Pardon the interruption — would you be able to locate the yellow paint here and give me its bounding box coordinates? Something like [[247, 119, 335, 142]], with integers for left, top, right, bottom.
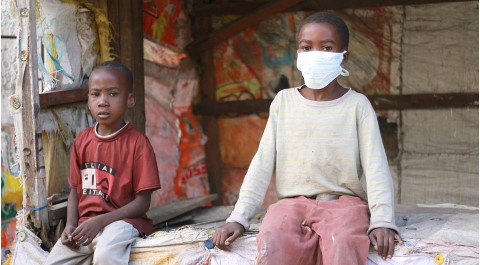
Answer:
[[434, 254, 445, 265], [45, 34, 59, 79]]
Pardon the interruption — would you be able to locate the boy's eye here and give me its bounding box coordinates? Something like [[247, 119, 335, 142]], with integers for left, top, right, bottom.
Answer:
[[300, 46, 311, 51], [109, 92, 118, 97], [322, 46, 333, 51], [89, 92, 99, 97]]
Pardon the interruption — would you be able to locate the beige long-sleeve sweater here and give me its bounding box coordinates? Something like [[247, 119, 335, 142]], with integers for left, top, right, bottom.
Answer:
[[226, 87, 398, 234]]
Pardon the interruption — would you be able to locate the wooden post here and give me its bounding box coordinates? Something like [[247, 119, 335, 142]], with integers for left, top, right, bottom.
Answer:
[[189, 0, 306, 53], [107, 0, 145, 132], [16, 0, 50, 247], [197, 14, 224, 205]]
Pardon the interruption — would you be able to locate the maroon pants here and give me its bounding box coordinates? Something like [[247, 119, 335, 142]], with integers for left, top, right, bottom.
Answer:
[[256, 195, 370, 265]]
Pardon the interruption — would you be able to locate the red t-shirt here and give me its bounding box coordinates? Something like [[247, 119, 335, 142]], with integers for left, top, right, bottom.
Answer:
[[69, 123, 161, 236]]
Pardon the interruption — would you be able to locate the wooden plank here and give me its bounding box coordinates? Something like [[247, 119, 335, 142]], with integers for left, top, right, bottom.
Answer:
[[17, 0, 50, 248], [39, 87, 88, 108], [47, 195, 219, 227], [192, 2, 260, 16], [188, 0, 305, 53], [195, 99, 272, 116], [193, 93, 479, 116], [147, 194, 218, 225], [48, 201, 68, 227], [107, 0, 145, 132], [192, 0, 476, 16], [197, 14, 224, 206], [369, 93, 479, 110]]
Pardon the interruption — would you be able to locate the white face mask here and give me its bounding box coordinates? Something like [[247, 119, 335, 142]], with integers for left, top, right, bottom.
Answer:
[[296, 51, 349, 89]]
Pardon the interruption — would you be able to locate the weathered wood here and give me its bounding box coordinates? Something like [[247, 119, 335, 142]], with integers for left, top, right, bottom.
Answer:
[[39, 87, 88, 108], [147, 194, 218, 225], [197, 15, 224, 206], [107, 0, 145, 132], [47, 194, 219, 228], [194, 99, 272, 116], [192, 0, 477, 16], [188, 0, 306, 53], [193, 93, 479, 116], [48, 201, 68, 227], [18, 0, 50, 248], [192, 2, 260, 16], [369, 93, 479, 110]]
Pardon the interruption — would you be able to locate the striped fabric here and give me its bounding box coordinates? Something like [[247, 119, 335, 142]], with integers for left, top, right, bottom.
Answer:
[[226, 87, 398, 234]]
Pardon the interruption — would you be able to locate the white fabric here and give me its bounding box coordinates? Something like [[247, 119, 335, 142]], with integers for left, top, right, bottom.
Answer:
[[129, 208, 478, 265], [296, 51, 349, 89], [177, 235, 257, 265], [9, 225, 49, 265], [131, 227, 210, 250], [367, 253, 448, 265]]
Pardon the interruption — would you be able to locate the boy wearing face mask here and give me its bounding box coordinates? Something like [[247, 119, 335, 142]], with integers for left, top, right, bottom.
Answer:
[[213, 12, 402, 265]]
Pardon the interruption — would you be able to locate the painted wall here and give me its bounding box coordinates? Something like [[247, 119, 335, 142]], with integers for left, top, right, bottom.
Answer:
[[1, 3, 21, 259]]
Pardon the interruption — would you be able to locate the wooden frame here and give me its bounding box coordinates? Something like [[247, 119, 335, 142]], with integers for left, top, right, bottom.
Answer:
[[192, 0, 475, 16], [194, 93, 479, 116], [39, 87, 88, 108]]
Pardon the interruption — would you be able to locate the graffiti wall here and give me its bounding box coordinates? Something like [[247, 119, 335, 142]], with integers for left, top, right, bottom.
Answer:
[[1, 3, 21, 259]]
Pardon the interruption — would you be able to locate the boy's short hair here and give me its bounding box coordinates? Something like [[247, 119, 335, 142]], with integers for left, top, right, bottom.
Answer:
[[92, 60, 133, 92], [300, 12, 350, 50]]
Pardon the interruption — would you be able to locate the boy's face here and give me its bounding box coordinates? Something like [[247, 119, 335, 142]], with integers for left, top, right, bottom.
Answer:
[[297, 22, 347, 61], [87, 68, 134, 134]]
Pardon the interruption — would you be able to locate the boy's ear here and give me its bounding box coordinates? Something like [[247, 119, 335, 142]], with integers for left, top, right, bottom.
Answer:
[[127, 93, 135, 108], [342, 51, 349, 64]]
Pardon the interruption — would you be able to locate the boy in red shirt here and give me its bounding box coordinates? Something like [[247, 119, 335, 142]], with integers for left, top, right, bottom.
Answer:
[[45, 61, 161, 265]]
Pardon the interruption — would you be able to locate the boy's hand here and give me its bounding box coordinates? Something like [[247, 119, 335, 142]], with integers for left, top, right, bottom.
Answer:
[[369, 228, 403, 260], [71, 216, 104, 246], [61, 225, 78, 250], [213, 222, 245, 250]]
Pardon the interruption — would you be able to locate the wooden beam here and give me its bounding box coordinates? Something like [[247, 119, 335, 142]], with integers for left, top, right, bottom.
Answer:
[[192, 0, 476, 16], [47, 194, 219, 228], [17, 0, 50, 248], [369, 93, 479, 110], [192, 2, 260, 16], [195, 99, 272, 116], [188, 0, 305, 53], [147, 194, 218, 225], [39, 87, 87, 108], [48, 201, 67, 227], [197, 15, 224, 206], [107, 0, 145, 132], [193, 93, 479, 116]]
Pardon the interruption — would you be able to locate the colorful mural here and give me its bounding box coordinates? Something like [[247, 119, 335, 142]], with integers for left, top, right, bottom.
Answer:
[[143, 0, 191, 49], [1, 127, 22, 260]]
